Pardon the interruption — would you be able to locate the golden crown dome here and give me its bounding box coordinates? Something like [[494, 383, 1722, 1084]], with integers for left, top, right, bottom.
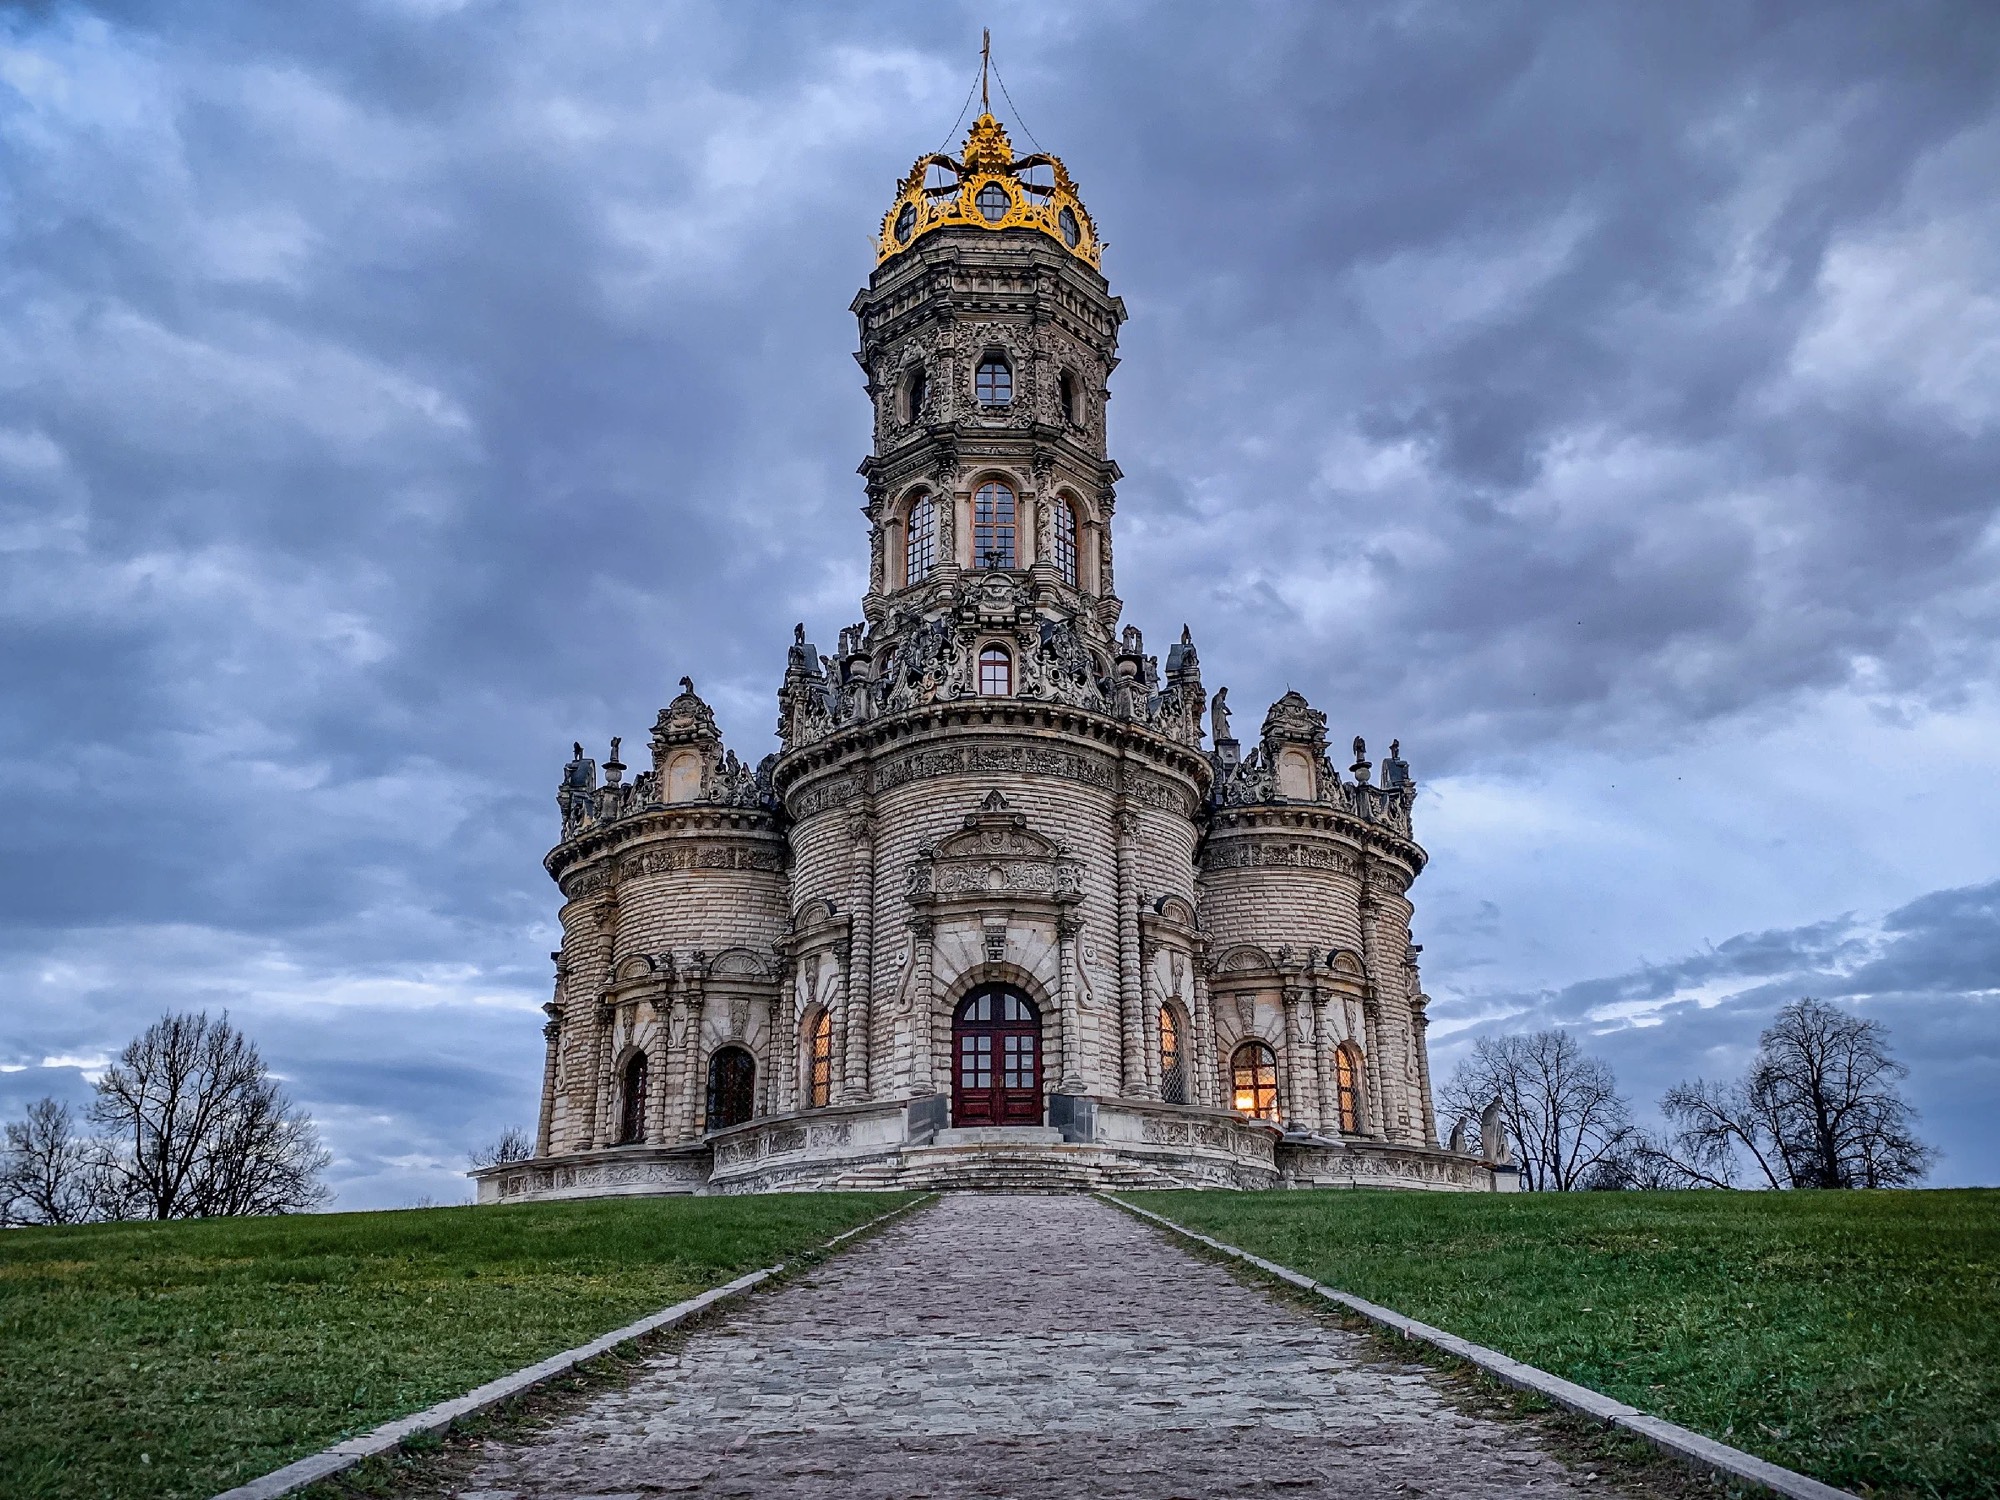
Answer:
[[876, 113, 1102, 268]]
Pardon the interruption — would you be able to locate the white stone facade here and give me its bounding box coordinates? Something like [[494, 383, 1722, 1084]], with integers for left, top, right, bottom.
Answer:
[[476, 116, 1511, 1202]]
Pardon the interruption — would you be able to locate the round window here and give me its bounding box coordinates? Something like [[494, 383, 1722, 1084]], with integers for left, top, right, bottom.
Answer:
[[894, 202, 916, 243], [976, 182, 1010, 223], [1058, 206, 1080, 248]]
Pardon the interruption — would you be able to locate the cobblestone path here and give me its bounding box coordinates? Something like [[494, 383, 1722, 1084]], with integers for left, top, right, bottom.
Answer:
[[434, 1195, 1627, 1499]]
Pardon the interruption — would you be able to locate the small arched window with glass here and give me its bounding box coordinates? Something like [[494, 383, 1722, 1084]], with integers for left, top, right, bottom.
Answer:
[[975, 354, 1012, 405], [973, 481, 1016, 569], [1051, 497, 1079, 586], [901, 363, 927, 424], [618, 1051, 649, 1145], [1231, 1040, 1280, 1122], [975, 181, 1010, 223], [904, 493, 936, 586], [1159, 1005, 1187, 1104], [805, 1009, 834, 1109], [1336, 1045, 1362, 1135], [978, 646, 1013, 696]]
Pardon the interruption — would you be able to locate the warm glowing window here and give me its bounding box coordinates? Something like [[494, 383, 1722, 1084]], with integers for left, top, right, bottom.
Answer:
[[974, 481, 1016, 568], [1052, 498, 1078, 585], [807, 1010, 833, 1109], [905, 494, 936, 585], [1336, 1046, 1361, 1134], [1160, 1006, 1187, 1104], [618, 1052, 649, 1144], [1231, 1041, 1279, 1122], [975, 356, 1012, 405], [979, 647, 1013, 696]]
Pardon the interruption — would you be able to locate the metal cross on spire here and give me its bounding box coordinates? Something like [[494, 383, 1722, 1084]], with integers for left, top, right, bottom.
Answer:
[[981, 27, 991, 112]]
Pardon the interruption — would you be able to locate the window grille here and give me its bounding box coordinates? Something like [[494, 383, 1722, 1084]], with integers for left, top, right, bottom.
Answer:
[[1336, 1047, 1361, 1134], [1231, 1041, 1280, 1121], [619, 1052, 649, 1144], [975, 356, 1012, 405], [807, 1010, 833, 1109], [1160, 1006, 1187, 1104]]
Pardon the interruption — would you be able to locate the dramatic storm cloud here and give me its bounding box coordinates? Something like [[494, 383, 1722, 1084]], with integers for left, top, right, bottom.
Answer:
[[3, 1, 1995, 1202]]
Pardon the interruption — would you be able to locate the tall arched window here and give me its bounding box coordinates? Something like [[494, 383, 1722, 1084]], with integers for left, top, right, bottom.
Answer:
[[805, 1009, 834, 1109], [902, 364, 927, 424], [1051, 498, 1079, 585], [974, 481, 1016, 568], [1159, 1005, 1187, 1104], [1231, 1041, 1280, 1122], [975, 354, 1012, 405], [705, 1047, 756, 1131], [978, 646, 1013, 696], [1059, 369, 1079, 424], [618, 1051, 649, 1144], [904, 493, 936, 586], [1336, 1046, 1362, 1134]]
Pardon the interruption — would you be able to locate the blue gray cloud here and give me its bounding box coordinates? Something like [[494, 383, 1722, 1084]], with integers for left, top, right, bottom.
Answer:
[[2, 1, 1996, 1201]]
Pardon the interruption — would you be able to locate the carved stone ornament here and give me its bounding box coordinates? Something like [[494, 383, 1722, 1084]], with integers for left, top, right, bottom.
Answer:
[[905, 796, 1083, 908]]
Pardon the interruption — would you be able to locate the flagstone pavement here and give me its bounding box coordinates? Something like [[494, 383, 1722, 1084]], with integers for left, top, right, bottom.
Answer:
[[425, 1194, 1635, 1499]]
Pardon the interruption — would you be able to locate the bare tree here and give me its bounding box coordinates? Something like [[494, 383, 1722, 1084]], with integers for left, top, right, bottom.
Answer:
[[1, 1097, 101, 1225], [1441, 1029, 1632, 1191], [90, 1012, 332, 1219], [1654, 998, 1934, 1189], [469, 1125, 534, 1168]]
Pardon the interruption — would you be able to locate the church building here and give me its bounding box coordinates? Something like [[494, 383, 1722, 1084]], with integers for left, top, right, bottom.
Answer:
[[475, 108, 1514, 1201]]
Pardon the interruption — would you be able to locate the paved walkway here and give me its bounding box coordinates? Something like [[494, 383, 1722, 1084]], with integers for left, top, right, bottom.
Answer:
[[432, 1195, 1625, 1499]]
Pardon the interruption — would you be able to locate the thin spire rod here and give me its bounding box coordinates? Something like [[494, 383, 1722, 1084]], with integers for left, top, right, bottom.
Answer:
[[981, 27, 991, 112]]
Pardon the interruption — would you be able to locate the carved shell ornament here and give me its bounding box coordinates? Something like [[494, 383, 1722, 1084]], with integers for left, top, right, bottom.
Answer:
[[876, 114, 1102, 268]]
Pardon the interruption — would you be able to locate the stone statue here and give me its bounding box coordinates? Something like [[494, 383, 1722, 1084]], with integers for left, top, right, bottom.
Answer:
[[1479, 1096, 1510, 1164], [1447, 1117, 1468, 1154], [679, 676, 695, 696], [1210, 687, 1232, 743]]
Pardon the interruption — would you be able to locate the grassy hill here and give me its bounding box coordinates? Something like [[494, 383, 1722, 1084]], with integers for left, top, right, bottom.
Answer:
[[1139, 1187, 2000, 1500], [0, 1191, 915, 1500]]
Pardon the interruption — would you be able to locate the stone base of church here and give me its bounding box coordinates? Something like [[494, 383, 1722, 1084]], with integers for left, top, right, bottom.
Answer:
[[473, 1098, 1516, 1202]]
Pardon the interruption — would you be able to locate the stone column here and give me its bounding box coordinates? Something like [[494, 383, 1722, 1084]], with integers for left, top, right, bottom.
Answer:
[[1056, 911, 1084, 1094], [1361, 998, 1388, 1138], [536, 1005, 560, 1156], [1280, 983, 1306, 1127], [909, 916, 937, 1095], [645, 988, 673, 1145], [1190, 961, 1217, 1107], [1357, 870, 1394, 1140], [843, 813, 876, 1101], [1310, 981, 1334, 1134], [677, 965, 707, 1140], [1115, 806, 1144, 1096], [1139, 944, 1163, 1098], [1412, 995, 1439, 1146], [574, 894, 617, 1149]]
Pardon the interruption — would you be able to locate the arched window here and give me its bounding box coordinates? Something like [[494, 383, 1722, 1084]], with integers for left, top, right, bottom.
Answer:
[[705, 1046, 756, 1131], [1336, 1046, 1362, 1134], [1059, 370, 1079, 424], [902, 364, 927, 424], [904, 493, 936, 586], [1159, 1005, 1187, 1104], [618, 1051, 649, 1144], [1231, 1041, 1280, 1122], [805, 1009, 834, 1109], [978, 646, 1013, 696], [975, 355, 1012, 405], [974, 481, 1016, 568], [975, 182, 1010, 223], [1051, 498, 1079, 585]]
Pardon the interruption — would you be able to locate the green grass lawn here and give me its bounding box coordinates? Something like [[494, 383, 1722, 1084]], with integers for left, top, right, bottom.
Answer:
[[1136, 1187, 2000, 1500], [0, 1192, 915, 1500]]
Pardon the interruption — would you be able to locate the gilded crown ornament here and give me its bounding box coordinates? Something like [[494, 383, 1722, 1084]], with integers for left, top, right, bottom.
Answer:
[[876, 110, 1102, 268]]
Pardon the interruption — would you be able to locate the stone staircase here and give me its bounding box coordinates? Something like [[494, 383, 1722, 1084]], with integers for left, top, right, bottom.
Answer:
[[832, 1136, 1177, 1194]]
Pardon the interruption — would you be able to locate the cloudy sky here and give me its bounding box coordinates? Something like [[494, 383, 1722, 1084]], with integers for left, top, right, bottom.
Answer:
[[3, 1, 1996, 1206]]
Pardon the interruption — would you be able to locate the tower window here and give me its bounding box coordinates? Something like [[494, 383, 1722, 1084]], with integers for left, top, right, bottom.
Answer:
[[973, 481, 1016, 568], [979, 646, 1013, 696], [1231, 1040, 1280, 1122], [895, 201, 917, 243], [975, 355, 1012, 405], [618, 1051, 649, 1145], [806, 1009, 833, 1109], [976, 182, 1010, 223], [1052, 498, 1078, 585], [1336, 1046, 1362, 1134], [1059, 370, 1079, 424], [1058, 206, 1081, 248], [905, 494, 936, 585], [902, 364, 927, 423]]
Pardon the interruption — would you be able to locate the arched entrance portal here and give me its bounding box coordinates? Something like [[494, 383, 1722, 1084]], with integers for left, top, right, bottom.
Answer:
[[952, 986, 1043, 1126]]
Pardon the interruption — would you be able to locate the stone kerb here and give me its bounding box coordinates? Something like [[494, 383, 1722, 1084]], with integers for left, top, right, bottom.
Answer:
[[471, 1142, 711, 1204]]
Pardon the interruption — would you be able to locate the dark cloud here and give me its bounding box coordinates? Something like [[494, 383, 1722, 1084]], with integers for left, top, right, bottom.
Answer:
[[2, 1, 1996, 1199]]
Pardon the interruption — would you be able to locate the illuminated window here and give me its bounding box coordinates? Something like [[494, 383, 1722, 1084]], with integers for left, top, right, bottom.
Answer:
[[1336, 1046, 1361, 1134], [1231, 1040, 1279, 1121], [905, 494, 936, 585], [976, 182, 1010, 222], [974, 481, 1016, 568], [807, 1010, 833, 1109], [979, 646, 1012, 696], [705, 1046, 756, 1131], [1160, 1006, 1187, 1104], [618, 1052, 649, 1144], [975, 356, 1012, 405], [1052, 498, 1078, 585]]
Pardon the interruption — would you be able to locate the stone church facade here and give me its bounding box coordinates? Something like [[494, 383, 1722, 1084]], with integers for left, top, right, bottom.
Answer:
[[475, 113, 1513, 1202]]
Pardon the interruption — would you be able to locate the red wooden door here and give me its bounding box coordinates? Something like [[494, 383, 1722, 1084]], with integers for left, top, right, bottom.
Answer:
[[952, 988, 1042, 1126]]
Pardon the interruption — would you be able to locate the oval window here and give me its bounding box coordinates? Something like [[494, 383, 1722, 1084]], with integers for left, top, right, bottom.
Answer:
[[1058, 206, 1080, 248], [976, 182, 1010, 223], [895, 202, 917, 242]]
